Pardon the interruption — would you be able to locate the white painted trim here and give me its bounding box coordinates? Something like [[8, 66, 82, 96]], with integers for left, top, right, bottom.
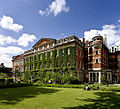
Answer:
[[93, 68, 101, 70]]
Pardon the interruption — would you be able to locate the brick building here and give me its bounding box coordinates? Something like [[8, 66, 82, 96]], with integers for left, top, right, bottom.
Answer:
[[12, 34, 120, 83], [23, 36, 84, 83], [108, 45, 120, 83], [84, 33, 110, 83], [12, 54, 24, 72]]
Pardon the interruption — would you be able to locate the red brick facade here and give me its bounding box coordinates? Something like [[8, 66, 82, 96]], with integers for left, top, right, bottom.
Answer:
[[12, 54, 23, 72], [12, 34, 120, 83]]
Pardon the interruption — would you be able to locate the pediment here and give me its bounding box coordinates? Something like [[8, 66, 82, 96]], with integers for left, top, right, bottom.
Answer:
[[33, 38, 55, 48]]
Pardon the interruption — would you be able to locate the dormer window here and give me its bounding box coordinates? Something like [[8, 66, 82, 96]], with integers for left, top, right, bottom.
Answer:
[[64, 39, 68, 43], [69, 37, 75, 41], [59, 40, 62, 44], [97, 38, 100, 40]]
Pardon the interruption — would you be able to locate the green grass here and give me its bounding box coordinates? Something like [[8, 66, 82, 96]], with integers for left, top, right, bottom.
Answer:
[[0, 86, 120, 109]]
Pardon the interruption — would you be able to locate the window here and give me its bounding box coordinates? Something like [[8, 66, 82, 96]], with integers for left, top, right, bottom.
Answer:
[[34, 55, 37, 61], [67, 62, 70, 67], [79, 61, 81, 68], [56, 50, 58, 57], [47, 44, 49, 48], [89, 64, 92, 68], [35, 63, 37, 70], [42, 46, 44, 50], [97, 38, 100, 40], [89, 48, 92, 54], [50, 52, 52, 58], [61, 49, 64, 56], [14, 62, 16, 66], [39, 63, 41, 69], [53, 43, 55, 46], [96, 51, 98, 55], [68, 48, 70, 55], [45, 45, 47, 49], [44, 63, 46, 68], [75, 61, 77, 68], [50, 63, 52, 68], [96, 59, 98, 63], [31, 57, 33, 61], [50, 43, 53, 47], [39, 54, 42, 60], [90, 56, 92, 62], [79, 50, 80, 56], [45, 53, 47, 59], [76, 49, 78, 56], [38, 47, 39, 51], [112, 47, 114, 52], [31, 64, 33, 70]]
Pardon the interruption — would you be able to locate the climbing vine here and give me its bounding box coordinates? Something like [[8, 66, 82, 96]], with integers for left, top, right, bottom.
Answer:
[[23, 46, 76, 84]]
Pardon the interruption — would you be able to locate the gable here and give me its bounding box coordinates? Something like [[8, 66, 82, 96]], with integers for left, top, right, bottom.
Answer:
[[39, 40, 49, 45], [33, 38, 55, 48]]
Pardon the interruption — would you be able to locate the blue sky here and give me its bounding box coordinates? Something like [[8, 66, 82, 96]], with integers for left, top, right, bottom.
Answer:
[[0, 0, 120, 67]]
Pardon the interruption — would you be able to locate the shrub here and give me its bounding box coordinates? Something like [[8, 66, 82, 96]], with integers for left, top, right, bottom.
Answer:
[[0, 82, 33, 89], [101, 74, 107, 85]]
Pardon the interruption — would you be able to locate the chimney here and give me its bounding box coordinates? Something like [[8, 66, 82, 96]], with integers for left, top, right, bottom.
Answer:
[[81, 37, 85, 47]]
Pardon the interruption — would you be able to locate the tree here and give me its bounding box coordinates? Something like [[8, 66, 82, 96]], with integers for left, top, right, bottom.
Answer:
[[24, 71, 32, 83], [101, 74, 107, 85], [0, 73, 8, 79]]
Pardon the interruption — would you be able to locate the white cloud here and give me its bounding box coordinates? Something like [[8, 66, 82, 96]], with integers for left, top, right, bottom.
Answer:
[[0, 35, 17, 45], [18, 33, 36, 47], [0, 33, 36, 47], [0, 46, 24, 67], [38, 0, 70, 16], [0, 15, 36, 67], [0, 15, 23, 32], [0, 46, 24, 54], [0, 54, 12, 67], [84, 24, 120, 46], [118, 19, 120, 22], [39, 10, 46, 16]]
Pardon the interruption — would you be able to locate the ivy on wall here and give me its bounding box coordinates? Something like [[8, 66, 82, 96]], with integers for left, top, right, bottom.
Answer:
[[23, 46, 76, 84]]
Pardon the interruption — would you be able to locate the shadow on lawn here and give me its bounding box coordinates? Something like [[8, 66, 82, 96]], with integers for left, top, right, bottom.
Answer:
[[63, 91, 120, 109], [0, 86, 59, 105]]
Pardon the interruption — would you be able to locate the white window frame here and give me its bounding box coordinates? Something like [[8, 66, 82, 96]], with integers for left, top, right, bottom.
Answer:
[[68, 48, 70, 55], [95, 58, 99, 63], [95, 50, 99, 55]]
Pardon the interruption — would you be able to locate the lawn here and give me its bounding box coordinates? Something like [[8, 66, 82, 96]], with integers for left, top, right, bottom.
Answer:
[[0, 86, 120, 109]]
